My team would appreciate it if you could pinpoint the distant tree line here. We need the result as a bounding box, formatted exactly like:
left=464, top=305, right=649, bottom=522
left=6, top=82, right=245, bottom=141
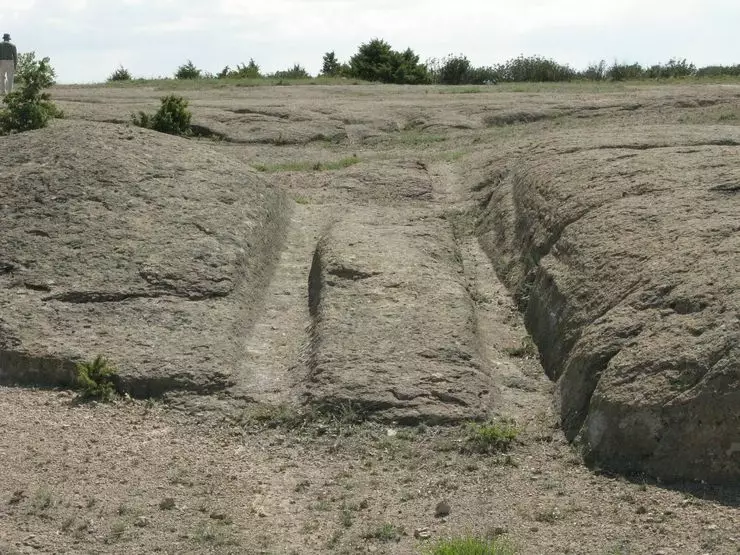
left=106, top=38, right=740, bottom=84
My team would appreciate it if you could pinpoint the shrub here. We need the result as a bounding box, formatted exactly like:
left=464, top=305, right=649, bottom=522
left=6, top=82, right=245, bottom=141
left=0, top=54, right=62, bottom=134
left=219, top=59, right=261, bottom=79
left=645, top=58, right=696, bottom=79
left=132, top=94, right=192, bottom=135
left=75, top=355, right=116, bottom=402
left=348, top=38, right=428, bottom=84
left=608, top=61, right=645, bottom=81
left=580, top=60, right=608, bottom=80
left=497, top=55, right=576, bottom=82
left=321, top=51, right=341, bottom=77
left=175, top=59, right=201, bottom=79
left=429, top=536, right=516, bottom=555
left=437, top=54, right=474, bottom=85
left=695, top=64, right=740, bottom=77
left=15, top=51, right=37, bottom=84
left=108, top=65, right=132, bottom=81
left=272, top=64, right=311, bottom=80
left=464, top=420, right=518, bottom=453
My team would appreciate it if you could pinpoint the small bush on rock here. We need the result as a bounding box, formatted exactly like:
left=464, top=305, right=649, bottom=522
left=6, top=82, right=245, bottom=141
left=132, top=94, right=192, bottom=135
left=0, top=54, right=62, bottom=134
left=76, top=355, right=116, bottom=402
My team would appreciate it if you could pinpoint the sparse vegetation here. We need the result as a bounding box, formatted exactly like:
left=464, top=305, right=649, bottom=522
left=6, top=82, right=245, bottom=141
left=253, top=156, right=359, bottom=173
left=75, top=355, right=117, bottom=402
left=362, top=523, right=403, bottom=542
left=465, top=420, right=519, bottom=453
left=0, top=54, right=62, bottom=134
left=503, top=336, right=538, bottom=358
left=428, top=536, right=517, bottom=555
left=108, top=65, right=132, bottom=82
left=132, top=94, right=192, bottom=135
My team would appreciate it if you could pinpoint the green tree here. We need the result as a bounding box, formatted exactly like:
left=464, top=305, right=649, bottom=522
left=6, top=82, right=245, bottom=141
left=0, top=55, right=62, bottom=134
left=348, top=39, right=428, bottom=84
left=321, top=51, right=341, bottom=76
left=175, top=59, right=201, bottom=79
left=432, top=54, right=473, bottom=85
left=108, top=65, right=132, bottom=81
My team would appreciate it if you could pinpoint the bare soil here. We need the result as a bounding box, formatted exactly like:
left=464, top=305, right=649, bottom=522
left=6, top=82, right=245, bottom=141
left=0, top=81, right=738, bottom=554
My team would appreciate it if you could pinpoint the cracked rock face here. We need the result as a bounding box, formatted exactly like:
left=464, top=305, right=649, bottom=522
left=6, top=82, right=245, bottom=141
left=0, top=121, right=288, bottom=395
left=474, top=125, right=740, bottom=483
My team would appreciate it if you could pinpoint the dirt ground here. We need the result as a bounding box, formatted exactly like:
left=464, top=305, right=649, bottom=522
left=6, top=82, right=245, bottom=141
left=1, top=81, right=738, bottom=554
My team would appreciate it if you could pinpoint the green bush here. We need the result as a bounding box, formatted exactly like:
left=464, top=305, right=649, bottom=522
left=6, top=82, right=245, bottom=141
left=0, top=54, right=62, bottom=134
left=272, top=64, right=311, bottom=80
left=608, top=61, right=645, bottom=81
left=15, top=51, right=37, bottom=84
left=645, top=58, right=696, bottom=79
left=349, top=38, right=428, bottom=84
left=321, top=51, right=341, bottom=77
left=465, top=420, right=518, bottom=453
left=175, top=59, right=201, bottom=79
left=108, top=65, right=132, bottom=81
left=695, top=64, right=740, bottom=77
left=218, top=59, right=261, bottom=79
left=132, top=94, right=192, bottom=135
left=580, top=60, right=608, bottom=80
left=498, top=55, right=576, bottom=82
left=75, top=355, right=117, bottom=402
left=429, top=536, right=516, bottom=555
left=434, top=54, right=474, bottom=85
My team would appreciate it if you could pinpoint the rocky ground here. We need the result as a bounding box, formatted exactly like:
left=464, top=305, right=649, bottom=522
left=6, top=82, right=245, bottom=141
left=0, top=81, right=738, bottom=554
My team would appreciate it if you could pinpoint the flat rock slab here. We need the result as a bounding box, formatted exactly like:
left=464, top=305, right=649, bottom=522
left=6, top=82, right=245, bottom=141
left=475, top=125, right=740, bottom=483
left=0, top=120, right=288, bottom=395
left=304, top=211, right=493, bottom=424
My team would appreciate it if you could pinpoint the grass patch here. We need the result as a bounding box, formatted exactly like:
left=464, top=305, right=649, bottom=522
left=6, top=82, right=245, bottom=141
left=394, top=130, right=447, bottom=146
left=428, top=536, right=516, bottom=555
left=253, top=156, right=359, bottom=173
left=440, top=87, right=483, bottom=94
left=193, top=524, right=240, bottom=547
left=363, top=523, right=403, bottom=542
left=464, top=420, right=519, bottom=453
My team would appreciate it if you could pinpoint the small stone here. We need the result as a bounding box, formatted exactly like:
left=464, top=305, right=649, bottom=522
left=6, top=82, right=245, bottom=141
left=134, top=516, right=149, bottom=528
left=414, top=527, right=432, bottom=539
left=435, top=500, right=451, bottom=517
left=705, top=524, right=718, bottom=531
left=159, top=497, right=176, bottom=510
left=387, top=428, right=398, bottom=437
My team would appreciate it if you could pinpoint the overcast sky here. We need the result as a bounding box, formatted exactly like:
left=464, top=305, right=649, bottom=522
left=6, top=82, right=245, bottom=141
left=6, top=0, right=739, bottom=83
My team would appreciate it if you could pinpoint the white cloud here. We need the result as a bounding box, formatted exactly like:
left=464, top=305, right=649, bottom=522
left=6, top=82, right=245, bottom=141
left=5, top=0, right=738, bottom=82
